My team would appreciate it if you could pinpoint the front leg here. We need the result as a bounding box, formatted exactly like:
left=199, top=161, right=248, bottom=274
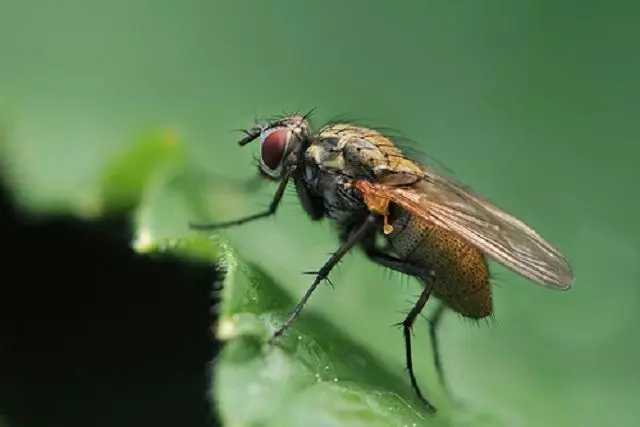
left=189, top=165, right=296, bottom=230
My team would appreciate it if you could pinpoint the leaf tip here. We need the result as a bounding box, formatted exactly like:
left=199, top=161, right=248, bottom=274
left=217, top=315, right=237, bottom=340
left=132, top=227, right=154, bottom=253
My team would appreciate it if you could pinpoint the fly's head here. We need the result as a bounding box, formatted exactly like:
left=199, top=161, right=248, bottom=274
left=238, top=114, right=313, bottom=180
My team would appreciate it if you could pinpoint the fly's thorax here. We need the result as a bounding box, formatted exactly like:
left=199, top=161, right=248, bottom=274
left=313, top=123, right=424, bottom=185
left=387, top=205, right=493, bottom=319
left=304, top=126, right=374, bottom=179
left=304, top=139, right=346, bottom=175
left=299, top=155, right=367, bottom=227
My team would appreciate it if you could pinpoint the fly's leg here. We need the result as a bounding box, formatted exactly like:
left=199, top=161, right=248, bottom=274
left=364, top=250, right=433, bottom=278
left=427, top=301, right=449, bottom=395
left=360, top=233, right=434, bottom=278
left=188, top=166, right=295, bottom=230
left=268, top=214, right=378, bottom=343
left=362, top=236, right=451, bottom=399
left=399, top=278, right=437, bottom=413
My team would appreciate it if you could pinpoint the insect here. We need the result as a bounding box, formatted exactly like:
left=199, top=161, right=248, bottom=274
left=189, top=111, right=574, bottom=412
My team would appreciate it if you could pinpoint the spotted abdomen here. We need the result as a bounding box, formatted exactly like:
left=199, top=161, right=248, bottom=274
left=388, top=208, right=492, bottom=319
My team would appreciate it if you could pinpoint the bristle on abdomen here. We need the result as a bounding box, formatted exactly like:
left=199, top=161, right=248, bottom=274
left=388, top=210, right=493, bottom=319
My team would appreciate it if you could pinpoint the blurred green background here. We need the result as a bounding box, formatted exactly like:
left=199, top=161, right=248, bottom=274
left=2, top=0, right=639, bottom=426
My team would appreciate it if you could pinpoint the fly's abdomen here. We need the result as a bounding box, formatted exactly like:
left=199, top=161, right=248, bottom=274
left=388, top=210, right=493, bottom=319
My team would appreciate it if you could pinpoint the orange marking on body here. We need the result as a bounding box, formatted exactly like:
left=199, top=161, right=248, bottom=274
left=355, top=181, right=394, bottom=234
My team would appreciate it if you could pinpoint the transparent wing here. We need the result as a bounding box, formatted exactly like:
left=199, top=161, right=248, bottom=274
left=356, top=172, right=574, bottom=290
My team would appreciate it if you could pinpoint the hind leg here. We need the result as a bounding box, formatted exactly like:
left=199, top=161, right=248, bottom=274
left=362, top=236, right=453, bottom=399
left=399, top=280, right=437, bottom=412
left=427, top=301, right=449, bottom=395
left=361, top=236, right=438, bottom=410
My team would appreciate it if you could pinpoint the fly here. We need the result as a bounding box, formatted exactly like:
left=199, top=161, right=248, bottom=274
left=189, top=111, right=574, bottom=413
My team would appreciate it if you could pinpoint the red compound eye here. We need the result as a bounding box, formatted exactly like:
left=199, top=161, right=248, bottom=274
left=260, top=128, right=289, bottom=172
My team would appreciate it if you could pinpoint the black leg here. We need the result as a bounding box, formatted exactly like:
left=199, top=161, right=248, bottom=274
left=359, top=232, right=434, bottom=278
left=400, top=278, right=437, bottom=413
left=268, top=214, right=378, bottom=342
left=188, top=166, right=295, bottom=230
left=361, top=240, right=433, bottom=280
left=362, top=236, right=451, bottom=401
left=427, top=301, right=448, bottom=395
